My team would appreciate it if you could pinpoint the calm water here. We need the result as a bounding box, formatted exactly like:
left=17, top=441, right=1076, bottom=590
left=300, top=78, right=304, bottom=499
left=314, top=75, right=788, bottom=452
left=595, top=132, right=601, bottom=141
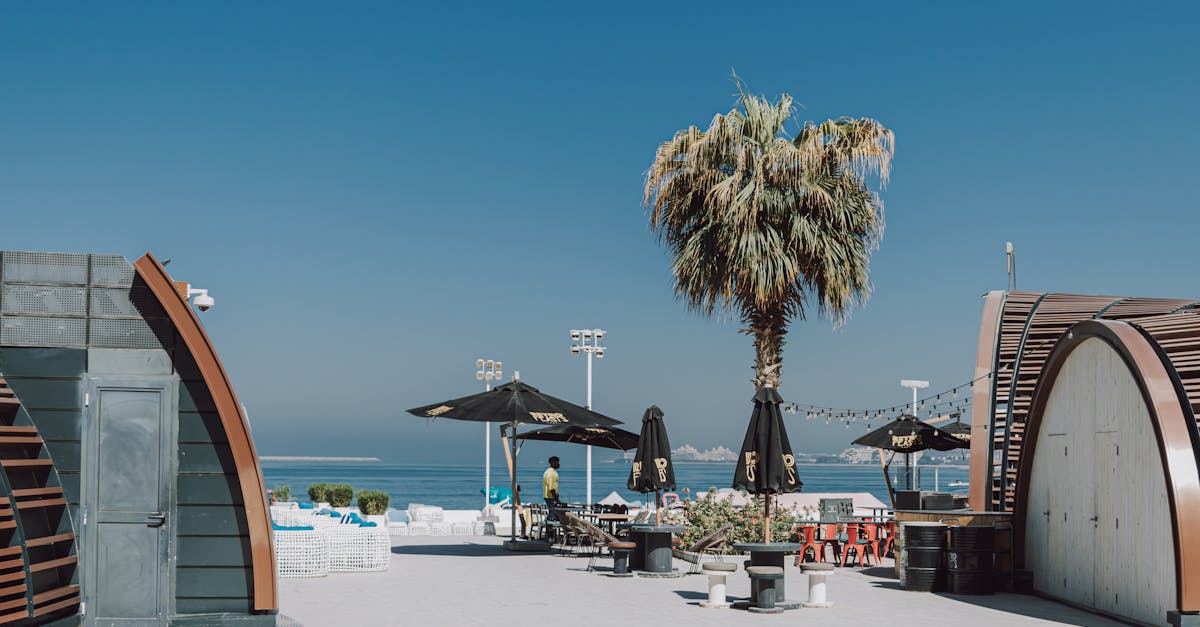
left=261, top=460, right=968, bottom=510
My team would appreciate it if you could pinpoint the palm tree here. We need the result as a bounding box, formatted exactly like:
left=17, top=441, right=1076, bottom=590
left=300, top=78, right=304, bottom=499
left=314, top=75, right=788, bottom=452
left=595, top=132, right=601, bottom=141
left=645, top=86, right=893, bottom=389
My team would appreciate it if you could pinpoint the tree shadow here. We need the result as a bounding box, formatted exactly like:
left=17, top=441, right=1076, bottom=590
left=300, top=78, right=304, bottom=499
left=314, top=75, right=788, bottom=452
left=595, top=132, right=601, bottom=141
left=391, top=543, right=511, bottom=557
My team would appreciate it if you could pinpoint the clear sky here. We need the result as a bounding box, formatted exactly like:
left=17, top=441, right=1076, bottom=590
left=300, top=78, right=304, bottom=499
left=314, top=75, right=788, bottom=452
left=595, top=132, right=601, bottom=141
left=1, top=2, right=1197, bottom=466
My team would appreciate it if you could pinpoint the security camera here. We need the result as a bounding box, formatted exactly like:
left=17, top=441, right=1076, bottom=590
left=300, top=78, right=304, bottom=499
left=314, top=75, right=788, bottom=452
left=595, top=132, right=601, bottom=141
left=187, top=287, right=215, bottom=312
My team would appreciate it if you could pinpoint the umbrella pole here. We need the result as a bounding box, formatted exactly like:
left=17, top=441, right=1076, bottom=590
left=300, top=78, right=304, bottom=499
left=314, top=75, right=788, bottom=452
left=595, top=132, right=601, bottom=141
left=878, top=448, right=896, bottom=509
left=655, top=490, right=661, bottom=526
left=764, top=490, right=771, bottom=544
left=508, top=422, right=518, bottom=543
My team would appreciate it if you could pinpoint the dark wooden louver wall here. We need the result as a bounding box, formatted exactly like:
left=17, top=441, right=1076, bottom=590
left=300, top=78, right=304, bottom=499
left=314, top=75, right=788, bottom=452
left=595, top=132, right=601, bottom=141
left=979, top=292, right=1200, bottom=511
left=0, top=379, right=77, bottom=622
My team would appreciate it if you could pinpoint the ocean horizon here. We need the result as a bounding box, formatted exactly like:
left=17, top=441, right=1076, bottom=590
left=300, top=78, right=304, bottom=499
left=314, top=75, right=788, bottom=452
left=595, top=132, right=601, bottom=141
left=261, top=460, right=968, bottom=511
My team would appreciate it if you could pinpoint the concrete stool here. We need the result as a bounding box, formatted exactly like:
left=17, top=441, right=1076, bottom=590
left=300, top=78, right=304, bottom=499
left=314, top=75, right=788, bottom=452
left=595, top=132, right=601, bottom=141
left=800, top=562, right=835, bottom=607
left=607, top=541, right=637, bottom=577
left=699, top=562, right=737, bottom=608
left=746, top=566, right=786, bottom=614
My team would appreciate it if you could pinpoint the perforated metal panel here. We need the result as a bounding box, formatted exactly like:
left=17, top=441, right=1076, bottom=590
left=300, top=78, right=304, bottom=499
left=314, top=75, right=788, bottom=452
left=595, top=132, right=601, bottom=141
left=90, top=287, right=158, bottom=318
left=89, top=254, right=135, bottom=287
left=1, top=251, right=88, bottom=284
left=88, top=318, right=171, bottom=350
left=1, top=284, right=88, bottom=316
left=0, top=315, right=87, bottom=347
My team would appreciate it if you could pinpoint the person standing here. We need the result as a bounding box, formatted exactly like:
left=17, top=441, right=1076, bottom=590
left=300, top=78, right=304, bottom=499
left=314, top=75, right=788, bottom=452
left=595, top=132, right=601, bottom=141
left=543, top=456, right=561, bottom=522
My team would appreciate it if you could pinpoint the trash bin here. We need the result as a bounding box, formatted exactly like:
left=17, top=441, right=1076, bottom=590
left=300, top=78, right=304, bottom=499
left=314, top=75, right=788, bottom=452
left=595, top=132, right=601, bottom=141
left=902, top=522, right=946, bottom=592
left=948, top=526, right=994, bottom=595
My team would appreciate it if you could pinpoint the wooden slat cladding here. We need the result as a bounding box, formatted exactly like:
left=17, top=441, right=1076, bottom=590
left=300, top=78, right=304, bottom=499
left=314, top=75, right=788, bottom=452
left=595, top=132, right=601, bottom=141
left=980, top=292, right=1200, bottom=512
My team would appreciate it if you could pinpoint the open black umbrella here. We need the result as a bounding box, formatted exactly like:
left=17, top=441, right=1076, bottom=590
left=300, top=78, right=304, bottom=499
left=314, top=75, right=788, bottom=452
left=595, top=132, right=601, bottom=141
left=627, top=405, right=675, bottom=525
left=515, top=424, right=639, bottom=451
left=406, top=376, right=622, bottom=547
left=853, top=413, right=967, bottom=493
left=733, top=387, right=803, bottom=543
left=940, top=414, right=971, bottom=444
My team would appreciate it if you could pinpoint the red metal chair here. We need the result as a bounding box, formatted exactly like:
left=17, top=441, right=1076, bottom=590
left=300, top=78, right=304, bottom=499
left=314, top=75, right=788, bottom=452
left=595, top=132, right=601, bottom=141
left=819, top=523, right=841, bottom=563
left=882, top=520, right=896, bottom=558
left=794, top=524, right=822, bottom=565
left=840, top=524, right=877, bottom=567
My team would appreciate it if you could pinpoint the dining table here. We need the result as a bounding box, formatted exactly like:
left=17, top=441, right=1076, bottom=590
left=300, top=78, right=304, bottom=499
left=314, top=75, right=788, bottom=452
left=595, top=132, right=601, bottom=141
left=628, top=524, right=684, bottom=574
left=732, top=541, right=804, bottom=610
left=593, top=513, right=633, bottom=537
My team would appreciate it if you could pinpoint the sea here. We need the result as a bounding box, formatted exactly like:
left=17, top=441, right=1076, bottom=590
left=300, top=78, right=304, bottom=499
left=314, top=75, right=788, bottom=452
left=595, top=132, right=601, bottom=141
left=261, top=460, right=969, bottom=510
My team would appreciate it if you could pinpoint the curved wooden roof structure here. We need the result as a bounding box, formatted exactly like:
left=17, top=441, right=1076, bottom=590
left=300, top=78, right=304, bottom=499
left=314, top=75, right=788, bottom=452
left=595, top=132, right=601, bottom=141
left=133, top=253, right=276, bottom=611
left=968, top=291, right=1200, bottom=512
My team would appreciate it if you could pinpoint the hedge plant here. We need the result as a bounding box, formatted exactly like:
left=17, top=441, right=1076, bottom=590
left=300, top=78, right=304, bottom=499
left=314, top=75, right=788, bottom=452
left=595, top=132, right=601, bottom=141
left=273, top=484, right=292, bottom=502
left=307, top=483, right=330, bottom=503
left=328, top=483, right=355, bottom=508
left=662, top=488, right=800, bottom=549
left=357, top=489, right=391, bottom=515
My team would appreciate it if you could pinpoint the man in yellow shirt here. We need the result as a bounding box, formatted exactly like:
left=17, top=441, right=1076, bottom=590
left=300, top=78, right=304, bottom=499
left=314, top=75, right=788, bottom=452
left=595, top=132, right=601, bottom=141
left=543, top=456, right=560, bottom=521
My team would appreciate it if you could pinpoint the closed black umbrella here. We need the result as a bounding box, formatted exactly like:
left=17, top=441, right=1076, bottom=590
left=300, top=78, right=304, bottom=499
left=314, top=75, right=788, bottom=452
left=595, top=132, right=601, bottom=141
left=627, top=405, right=675, bottom=525
left=732, top=387, right=803, bottom=543
left=406, top=376, right=622, bottom=547
left=853, top=413, right=967, bottom=492
left=515, top=424, right=639, bottom=451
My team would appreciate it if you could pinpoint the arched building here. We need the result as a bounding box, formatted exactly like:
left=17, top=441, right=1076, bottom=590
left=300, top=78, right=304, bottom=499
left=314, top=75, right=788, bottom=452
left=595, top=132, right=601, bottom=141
left=969, top=290, right=1200, bottom=625
left=0, top=251, right=275, bottom=626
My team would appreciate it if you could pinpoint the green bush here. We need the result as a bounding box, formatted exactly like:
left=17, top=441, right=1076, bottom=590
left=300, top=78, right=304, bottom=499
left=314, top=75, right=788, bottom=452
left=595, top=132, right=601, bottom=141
left=273, top=484, right=292, bottom=502
left=307, top=483, right=330, bottom=503
left=667, top=488, right=800, bottom=549
left=328, top=483, right=354, bottom=508
left=357, top=489, right=391, bottom=515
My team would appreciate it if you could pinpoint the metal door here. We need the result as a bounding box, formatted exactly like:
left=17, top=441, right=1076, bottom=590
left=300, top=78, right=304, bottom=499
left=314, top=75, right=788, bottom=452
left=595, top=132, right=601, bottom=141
left=82, top=377, right=177, bottom=626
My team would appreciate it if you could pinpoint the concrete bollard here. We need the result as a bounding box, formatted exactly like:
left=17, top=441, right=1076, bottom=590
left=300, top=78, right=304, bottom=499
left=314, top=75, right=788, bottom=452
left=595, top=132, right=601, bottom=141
left=699, top=563, right=736, bottom=608
left=801, top=562, right=835, bottom=608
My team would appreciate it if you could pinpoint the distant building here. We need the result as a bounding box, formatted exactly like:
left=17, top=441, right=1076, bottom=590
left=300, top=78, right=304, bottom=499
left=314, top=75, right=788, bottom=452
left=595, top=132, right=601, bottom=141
left=625, top=444, right=737, bottom=462
left=839, top=447, right=876, bottom=464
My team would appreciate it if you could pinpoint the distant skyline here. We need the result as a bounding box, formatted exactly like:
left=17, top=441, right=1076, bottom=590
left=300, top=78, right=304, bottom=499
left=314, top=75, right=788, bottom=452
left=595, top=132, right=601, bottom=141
left=2, top=3, right=1198, bottom=463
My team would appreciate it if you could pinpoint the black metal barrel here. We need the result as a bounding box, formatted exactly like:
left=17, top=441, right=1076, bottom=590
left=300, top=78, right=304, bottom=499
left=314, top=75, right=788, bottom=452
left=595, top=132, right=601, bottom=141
left=902, top=522, right=946, bottom=592
left=948, top=526, right=995, bottom=594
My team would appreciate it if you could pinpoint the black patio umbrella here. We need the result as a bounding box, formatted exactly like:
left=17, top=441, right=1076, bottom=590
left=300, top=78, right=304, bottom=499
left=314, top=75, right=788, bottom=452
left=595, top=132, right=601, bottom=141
left=406, top=376, right=622, bottom=546
left=627, top=405, right=675, bottom=525
left=852, top=413, right=967, bottom=492
left=515, top=424, right=639, bottom=451
left=940, top=414, right=971, bottom=444
left=732, top=387, right=803, bottom=543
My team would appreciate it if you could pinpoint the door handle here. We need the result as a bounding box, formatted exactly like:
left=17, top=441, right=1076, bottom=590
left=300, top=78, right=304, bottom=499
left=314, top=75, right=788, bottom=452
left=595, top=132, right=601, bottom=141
left=147, top=513, right=167, bottom=528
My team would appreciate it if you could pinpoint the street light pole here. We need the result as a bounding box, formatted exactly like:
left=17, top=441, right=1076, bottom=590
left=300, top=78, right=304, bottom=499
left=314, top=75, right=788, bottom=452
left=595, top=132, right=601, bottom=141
left=570, top=329, right=606, bottom=505
left=477, top=358, right=502, bottom=509
left=900, top=379, right=929, bottom=491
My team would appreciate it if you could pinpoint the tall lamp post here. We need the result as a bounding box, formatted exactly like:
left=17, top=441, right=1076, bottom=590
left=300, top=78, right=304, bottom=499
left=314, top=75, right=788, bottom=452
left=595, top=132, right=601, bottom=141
left=900, top=378, right=929, bottom=490
left=477, top=359, right=502, bottom=509
left=569, top=329, right=605, bottom=505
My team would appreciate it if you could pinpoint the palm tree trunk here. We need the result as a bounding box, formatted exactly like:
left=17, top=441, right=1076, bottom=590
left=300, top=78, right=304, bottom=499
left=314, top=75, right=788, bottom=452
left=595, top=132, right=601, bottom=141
left=743, top=306, right=789, bottom=388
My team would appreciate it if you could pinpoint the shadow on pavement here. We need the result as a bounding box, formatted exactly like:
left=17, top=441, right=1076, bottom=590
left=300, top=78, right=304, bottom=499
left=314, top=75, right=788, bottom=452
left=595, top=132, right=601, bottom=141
left=391, top=543, right=510, bottom=557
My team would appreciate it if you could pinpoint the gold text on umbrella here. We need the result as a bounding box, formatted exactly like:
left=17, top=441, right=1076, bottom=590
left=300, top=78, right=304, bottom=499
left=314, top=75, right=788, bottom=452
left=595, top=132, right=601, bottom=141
left=655, top=458, right=669, bottom=482
left=892, top=434, right=918, bottom=448
left=528, top=412, right=568, bottom=424
left=631, top=461, right=642, bottom=483
left=425, top=405, right=453, bottom=417
left=744, top=451, right=759, bottom=481
left=783, top=453, right=797, bottom=485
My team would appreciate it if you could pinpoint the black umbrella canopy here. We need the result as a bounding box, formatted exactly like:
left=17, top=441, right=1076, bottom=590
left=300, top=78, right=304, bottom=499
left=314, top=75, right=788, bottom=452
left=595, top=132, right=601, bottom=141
left=515, top=424, right=639, bottom=451
left=406, top=379, right=622, bottom=428
left=853, top=413, right=967, bottom=453
left=627, top=405, right=675, bottom=493
left=733, top=387, right=803, bottom=495
left=941, top=416, right=971, bottom=444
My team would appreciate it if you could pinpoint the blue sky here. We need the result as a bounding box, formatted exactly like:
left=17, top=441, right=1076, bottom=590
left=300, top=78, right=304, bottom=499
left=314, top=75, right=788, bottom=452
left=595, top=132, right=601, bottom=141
left=1, top=2, right=1197, bottom=465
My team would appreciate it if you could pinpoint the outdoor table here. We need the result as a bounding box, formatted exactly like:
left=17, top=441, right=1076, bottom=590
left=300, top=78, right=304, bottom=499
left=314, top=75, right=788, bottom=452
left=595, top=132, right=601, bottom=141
left=629, top=524, right=683, bottom=573
left=733, top=542, right=803, bottom=610
left=595, top=513, right=633, bottom=537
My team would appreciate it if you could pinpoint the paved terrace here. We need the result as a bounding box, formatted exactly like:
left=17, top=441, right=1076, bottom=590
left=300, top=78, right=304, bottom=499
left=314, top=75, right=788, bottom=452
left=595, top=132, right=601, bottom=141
left=279, top=535, right=1125, bottom=626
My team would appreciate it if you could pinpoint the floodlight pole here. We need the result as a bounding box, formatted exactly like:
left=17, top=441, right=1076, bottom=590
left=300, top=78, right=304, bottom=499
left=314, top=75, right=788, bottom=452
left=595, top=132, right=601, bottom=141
left=477, top=359, right=502, bottom=509
left=570, top=329, right=605, bottom=506
left=900, top=379, right=929, bottom=490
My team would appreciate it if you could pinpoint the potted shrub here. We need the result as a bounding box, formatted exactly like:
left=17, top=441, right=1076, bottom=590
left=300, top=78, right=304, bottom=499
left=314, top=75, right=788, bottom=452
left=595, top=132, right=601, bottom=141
left=357, top=489, right=391, bottom=525
left=273, top=484, right=293, bottom=504
left=307, top=483, right=331, bottom=509
left=328, top=483, right=354, bottom=509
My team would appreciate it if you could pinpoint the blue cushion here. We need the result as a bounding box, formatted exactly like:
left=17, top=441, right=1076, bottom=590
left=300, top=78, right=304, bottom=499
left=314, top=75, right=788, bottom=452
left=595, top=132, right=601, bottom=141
left=298, top=502, right=315, bottom=509
left=317, top=509, right=332, bottom=515
left=358, top=521, right=377, bottom=527
left=273, top=523, right=315, bottom=531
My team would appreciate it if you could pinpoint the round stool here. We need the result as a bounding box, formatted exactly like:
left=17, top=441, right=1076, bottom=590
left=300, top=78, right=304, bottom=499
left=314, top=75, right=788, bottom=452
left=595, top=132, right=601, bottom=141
left=746, top=565, right=786, bottom=614
left=800, top=562, right=835, bottom=607
left=607, top=541, right=637, bottom=577
left=699, top=562, right=737, bottom=608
